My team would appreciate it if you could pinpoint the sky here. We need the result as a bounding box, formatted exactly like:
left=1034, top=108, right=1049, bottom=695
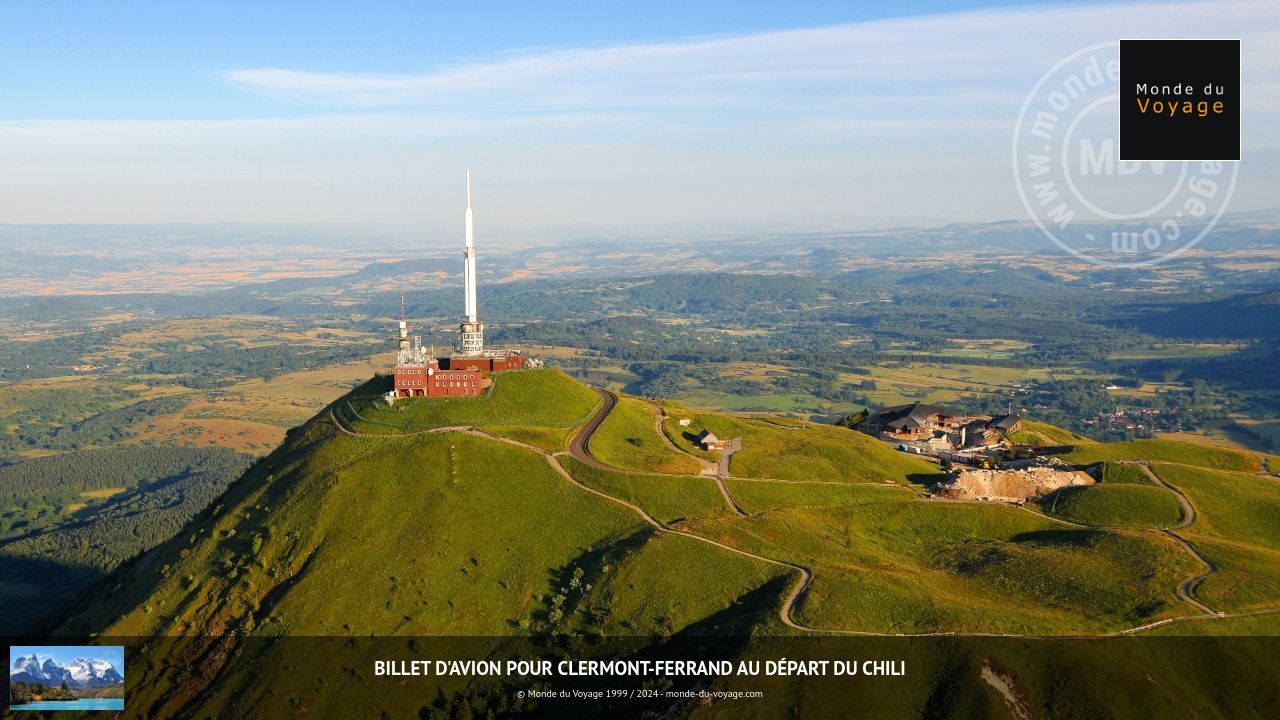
left=1, top=0, right=1277, bottom=237
left=10, top=646, right=125, bottom=673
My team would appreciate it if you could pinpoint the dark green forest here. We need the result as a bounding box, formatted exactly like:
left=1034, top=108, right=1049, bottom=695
left=0, top=446, right=250, bottom=634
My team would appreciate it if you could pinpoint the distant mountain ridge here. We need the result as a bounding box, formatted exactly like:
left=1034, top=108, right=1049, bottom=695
left=10, top=653, right=122, bottom=688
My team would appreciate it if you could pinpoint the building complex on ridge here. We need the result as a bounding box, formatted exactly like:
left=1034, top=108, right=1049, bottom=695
left=390, top=172, right=534, bottom=400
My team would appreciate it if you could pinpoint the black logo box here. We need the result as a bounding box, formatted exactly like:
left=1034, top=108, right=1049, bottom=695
left=1120, top=39, right=1240, bottom=161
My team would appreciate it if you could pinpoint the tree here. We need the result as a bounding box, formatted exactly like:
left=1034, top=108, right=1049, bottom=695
left=11, top=681, right=33, bottom=704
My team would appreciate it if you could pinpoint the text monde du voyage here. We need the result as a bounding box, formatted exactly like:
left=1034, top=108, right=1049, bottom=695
left=1134, top=82, right=1228, bottom=118
left=374, top=659, right=907, bottom=678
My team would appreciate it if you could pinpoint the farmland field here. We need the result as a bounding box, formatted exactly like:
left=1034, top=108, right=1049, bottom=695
left=838, top=362, right=1098, bottom=407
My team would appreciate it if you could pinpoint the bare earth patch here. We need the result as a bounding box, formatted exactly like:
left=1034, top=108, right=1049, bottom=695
left=980, top=660, right=1032, bottom=720
left=934, top=459, right=1095, bottom=503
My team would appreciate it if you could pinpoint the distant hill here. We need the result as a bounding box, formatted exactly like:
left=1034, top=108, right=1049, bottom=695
left=1125, top=290, right=1280, bottom=340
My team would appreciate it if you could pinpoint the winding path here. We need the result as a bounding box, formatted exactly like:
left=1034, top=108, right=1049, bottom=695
left=329, top=399, right=815, bottom=631
left=629, top=396, right=746, bottom=516
left=567, top=388, right=617, bottom=471
left=648, top=401, right=719, bottom=477
left=329, top=396, right=1276, bottom=638
left=1118, top=461, right=1222, bottom=616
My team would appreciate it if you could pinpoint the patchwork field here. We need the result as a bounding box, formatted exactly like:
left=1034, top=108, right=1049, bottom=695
left=133, top=417, right=285, bottom=454
left=1105, top=343, right=1244, bottom=361
left=229, top=352, right=394, bottom=405
left=940, top=338, right=1032, bottom=358
left=842, top=362, right=1094, bottom=407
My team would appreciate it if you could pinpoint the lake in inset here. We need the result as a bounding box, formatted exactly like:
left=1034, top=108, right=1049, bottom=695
left=11, top=698, right=125, bottom=711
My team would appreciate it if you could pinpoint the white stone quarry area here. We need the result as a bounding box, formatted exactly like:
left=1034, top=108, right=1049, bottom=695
left=933, top=458, right=1095, bottom=504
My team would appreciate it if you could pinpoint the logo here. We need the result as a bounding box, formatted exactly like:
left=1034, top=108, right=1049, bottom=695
left=1120, top=39, right=1240, bottom=161
left=1012, top=41, right=1238, bottom=267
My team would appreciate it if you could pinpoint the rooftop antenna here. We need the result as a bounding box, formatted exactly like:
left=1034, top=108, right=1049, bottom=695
left=396, top=289, right=410, bottom=356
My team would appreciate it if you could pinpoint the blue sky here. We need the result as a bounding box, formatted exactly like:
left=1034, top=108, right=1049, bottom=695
left=1, top=0, right=1276, bottom=233
left=10, top=646, right=124, bottom=673
left=2, top=0, right=1081, bottom=120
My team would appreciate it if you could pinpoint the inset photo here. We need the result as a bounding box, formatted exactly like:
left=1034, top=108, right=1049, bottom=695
left=9, top=646, right=124, bottom=712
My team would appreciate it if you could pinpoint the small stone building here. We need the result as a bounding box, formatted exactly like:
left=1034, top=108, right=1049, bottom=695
left=696, top=430, right=727, bottom=451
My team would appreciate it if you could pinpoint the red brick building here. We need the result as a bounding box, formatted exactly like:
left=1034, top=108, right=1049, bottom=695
left=441, top=351, right=525, bottom=372
left=393, top=360, right=482, bottom=398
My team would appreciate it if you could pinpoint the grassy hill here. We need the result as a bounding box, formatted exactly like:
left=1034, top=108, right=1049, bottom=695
left=345, top=367, right=598, bottom=426
left=1010, top=419, right=1094, bottom=445
left=1038, top=484, right=1186, bottom=529
left=35, top=369, right=1280, bottom=717
left=699, top=481, right=1195, bottom=634
left=660, top=404, right=940, bottom=483
left=587, top=396, right=702, bottom=475
left=1063, top=438, right=1261, bottom=472
left=561, top=456, right=728, bottom=525
left=58, top=403, right=773, bottom=641
left=340, top=368, right=599, bottom=451
left=1153, top=463, right=1280, bottom=612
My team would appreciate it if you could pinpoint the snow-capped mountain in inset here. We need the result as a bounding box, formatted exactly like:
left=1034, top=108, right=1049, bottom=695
left=67, top=658, right=124, bottom=687
left=9, top=654, right=122, bottom=687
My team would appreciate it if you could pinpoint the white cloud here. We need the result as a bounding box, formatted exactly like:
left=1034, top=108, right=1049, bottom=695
left=220, top=0, right=1280, bottom=117
left=2, top=0, right=1277, bottom=228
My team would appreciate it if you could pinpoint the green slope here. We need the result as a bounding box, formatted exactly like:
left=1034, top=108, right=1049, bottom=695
left=662, top=406, right=941, bottom=483
left=56, top=373, right=1269, bottom=639
left=588, top=395, right=702, bottom=475
left=1063, top=439, right=1261, bottom=472
left=345, top=367, right=600, bottom=433
left=561, top=456, right=729, bottom=525
left=686, top=485, right=1197, bottom=635
left=35, top=370, right=1280, bottom=717
left=1152, top=463, right=1280, bottom=612
left=1039, top=484, right=1186, bottom=529
left=58, top=419, right=774, bottom=640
